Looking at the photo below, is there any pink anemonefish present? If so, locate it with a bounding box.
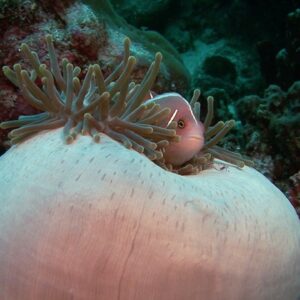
[145,92,205,166]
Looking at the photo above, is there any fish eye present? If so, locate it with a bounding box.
[178,119,185,129]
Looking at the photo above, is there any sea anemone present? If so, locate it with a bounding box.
[1,35,174,162]
[0,128,299,299]
[1,35,252,175]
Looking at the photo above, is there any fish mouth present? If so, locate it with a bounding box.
[188,135,203,141]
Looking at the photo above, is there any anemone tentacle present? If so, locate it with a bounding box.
[0,35,177,161]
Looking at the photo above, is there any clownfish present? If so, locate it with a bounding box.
[145,92,205,166]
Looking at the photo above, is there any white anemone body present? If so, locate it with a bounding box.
[0,128,299,300]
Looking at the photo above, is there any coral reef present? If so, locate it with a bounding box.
[128,0,299,95]
[103,0,172,29]
[84,0,190,91]
[236,82,300,180]
[259,7,300,89]
[189,43,262,105]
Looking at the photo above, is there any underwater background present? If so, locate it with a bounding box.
[0,0,299,214]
